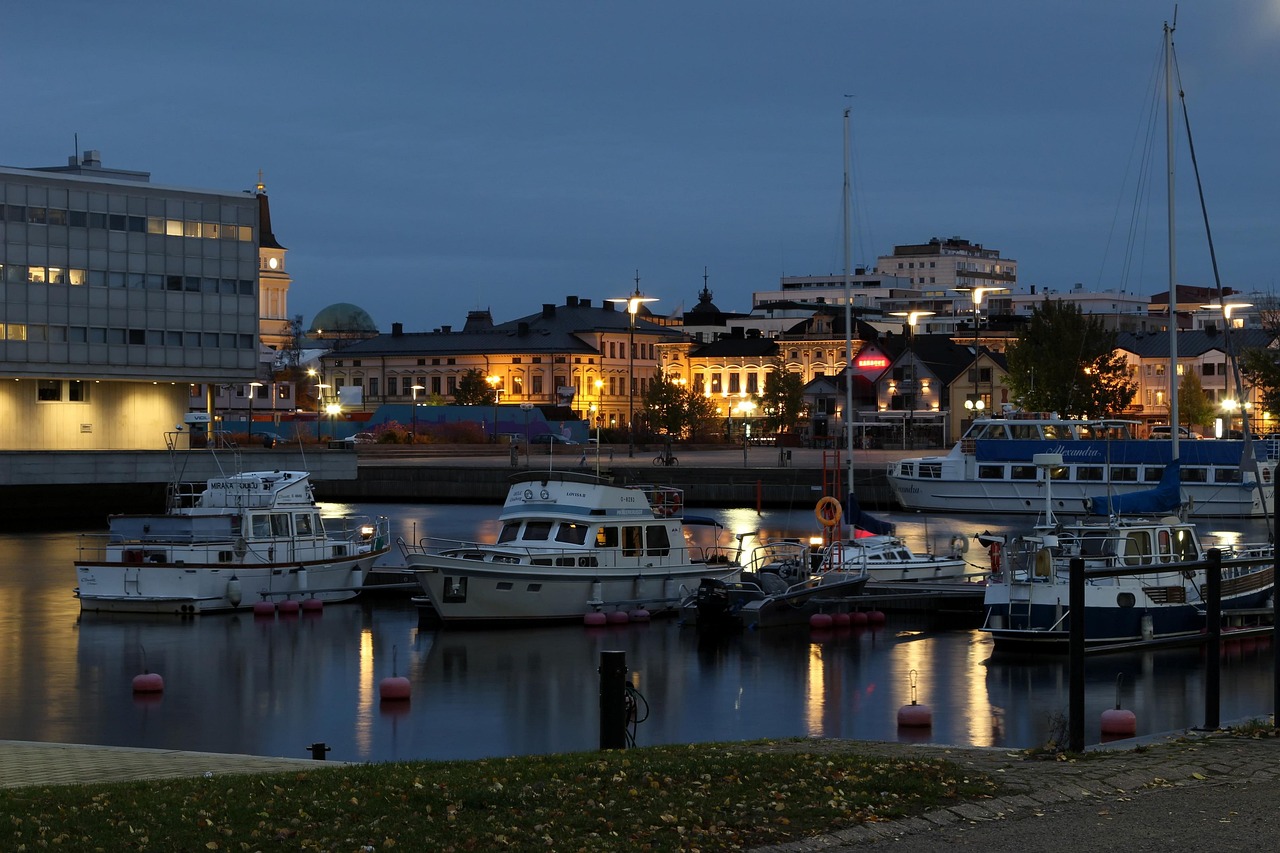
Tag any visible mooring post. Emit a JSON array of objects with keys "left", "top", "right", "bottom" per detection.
[
  {"left": 1205, "top": 548, "right": 1221, "bottom": 730},
  {"left": 599, "top": 650, "right": 628, "bottom": 750},
  {"left": 307, "top": 742, "right": 330, "bottom": 760},
  {"left": 1068, "top": 557, "right": 1085, "bottom": 753}
]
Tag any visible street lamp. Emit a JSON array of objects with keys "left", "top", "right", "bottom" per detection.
[
  {"left": 1201, "top": 300, "right": 1253, "bottom": 440},
  {"left": 520, "top": 401, "right": 534, "bottom": 466},
  {"left": 315, "top": 382, "right": 331, "bottom": 441},
  {"left": 325, "top": 401, "right": 341, "bottom": 443},
  {"left": 891, "top": 310, "right": 935, "bottom": 449},
  {"left": 247, "top": 381, "right": 264, "bottom": 439},
  {"left": 608, "top": 276, "right": 659, "bottom": 458},
  {"left": 410, "top": 384, "right": 425, "bottom": 444},
  {"left": 589, "top": 402, "right": 600, "bottom": 475},
  {"left": 736, "top": 396, "right": 757, "bottom": 466},
  {"left": 953, "top": 286, "right": 1006, "bottom": 423},
  {"left": 486, "top": 374, "right": 502, "bottom": 442}
]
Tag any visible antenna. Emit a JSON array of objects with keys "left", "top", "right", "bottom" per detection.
[{"left": 74, "top": 133, "right": 79, "bottom": 162}]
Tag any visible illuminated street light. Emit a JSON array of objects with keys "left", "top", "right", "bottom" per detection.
[
  {"left": 247, "top": 381, "right": 264, "bottom": 439},
  {"left": 410, "top": 384, "right": 425, "bottom": 444},
  {"left": 607, "top": 276, "right": 659, "bottom": 458},
  {"left": 486, "top": 374, "right": 502, "bottom": 442},
  {"left": 953, "top": 287, "right": 1006, "bottom": 423}
]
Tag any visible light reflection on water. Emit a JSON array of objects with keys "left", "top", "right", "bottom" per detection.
[{"left": 0, "top": 503, "right": 1273, "bottom": 763}]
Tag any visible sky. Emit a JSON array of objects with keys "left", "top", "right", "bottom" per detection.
[{"left": 4, "top": 2, "right": 1279, "bottom": 332}]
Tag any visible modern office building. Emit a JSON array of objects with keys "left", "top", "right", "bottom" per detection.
[{"left": 0, "top": 151, "right": 261, "bottom": 449}]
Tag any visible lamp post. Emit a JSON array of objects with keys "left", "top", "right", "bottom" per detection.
[
  {"left": 736, "top": 396, "right": 756, "bottom": 466},
  {"left": 315, "top": 382, "right": 331, "bottom": 442},
  {"left": 410, "top": 384, "right": 425, "bottom": 444},
  {"left": 1200, "top": 300, "right": 1252, "bottom": 439},
  {"left": 954, "top": 286, "right": 1006, "bottom": 425},
  {"left": 589, "top": 402, "right": 600, "bottom": 476},
  {"left": 608, "top": 276, "right": 659, "bottom": 458},
  {"left": 247, "top": 381, "right": 264, "bottom": 439},
  {"left": 486, "top": 374, "right": 502, "bottom": 442},
  {"left": 325, "top": 401, "right": 341, "bottom": 443},
  {"left": 891, "top": 310, "right": 935, "bottom": 449},
  {"left": 520, "top": 401, "right": 534, "bottom": 466}
]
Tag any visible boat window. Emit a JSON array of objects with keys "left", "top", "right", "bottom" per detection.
[
  {"left": 1214, "top": 468, "right": 1243, "bottom": 484},
  {"left": 1010, "top": 425, "right": 1040, "bottom": 440},
  {"left": 1111, "top": 467, "right": 1138, "bottom": 483},
  {"left": 1042, "top": 424, "right": 1073, "bottom": 440},
  {"left": 622, "top": 525, "right": 643, "bottom": 557},
  {"left": 1174, "top": 528, "right": 1198, "bottom": 561},
  {"left": 1122, "top": 533, "right": 1147, "bottom": 565},
  {"left": 1144, "top": 467, "right": 1165, "bottom": 483},
  {"left": 497, "top": 522, "right": 520, "bottom": 543},
  {"left": 1076, "top": 424, "right": 1096, "bottom": 439},
  {"left": 1076, "top": 466, "right": 1105, "bottom": 482},
  {"left": 1049, "top": 466, "right": 1069, "bottom": 480},
  {"left": 899, "top": 462, "right": 914, "bottom": 477},
  {"left": 1078, "top": 533, "right": 1110, "bottom": 557},
  {"left": 1010, "top": 465, "right": 1037, "bottom": 481},
  {"left": 646, "top": 525, "right": 671, "bottom": 557},
  {"left": 251, "top": 514, "right": 270, "bottom": 538},
  {"left": 1181, "top": 468, "right": 1207, "bottom": 483},
  {"left": 977, "top": 465, "right": 1004, "bottom": 480},
  {"left": 1157, "top": 529, "right": 1172, "bottom": 557},
  {"left": 271, "top": 513, "right": 290, "bottom": 536},
  {"left": 555, "top": 523, "right": 588, "bottom": 545},
  {"left": 295, "top": 514, "right": 314, "bottom": 536},
  {"left": 972, "top": 424, "right": 1008, "bottom": 439},
  {"left": 522, "top": 521, "right": 553, "bottom": 541},
  {"left": 596, "top": 527, "right": 618, "bottom": 548},
  {"left": 918, "top": 463, "right": 941, "bottom": 479}
]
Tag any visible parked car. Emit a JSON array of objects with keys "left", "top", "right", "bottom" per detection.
[
  {"left": 335, "top": 432, "right": 377, "bottom": 448},
  {"left": 1149, "top": 425, "right": 1201, "bottom": 440},
  {"left": 256, "top": 431, "right": 290, "bottom": 448},
  {"left": 530, "top": 433, "right": 579, "bottom": 445}
]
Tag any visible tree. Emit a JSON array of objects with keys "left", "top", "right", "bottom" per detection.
[
  {"left": 639, "top": 377, "right": 720, "bottom": 440},
  {"left": 1240, "top": 347, "right": 1280, "bottom": 419},
  {"left": 1004, "top": 300, "right": 1136, "bottom": 416},
  {"left": 453, "top": 369, "right": 497, "bottom": 405},
  {"left": 760, "top": 370, "right": 807, "bottom": 435},
  {"left": 1177, "top": 370, "right": 1215, "bottom": 430}
]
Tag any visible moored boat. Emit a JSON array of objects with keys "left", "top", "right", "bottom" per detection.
[
  {"left": 401, "top": 471, "right": 748, "bottom": 627},
  {"left": 887, "top": 413, "right": 1274, "bottom": 519},
  {"left": 75, "top": 469, "right": 391, "bottom": 615}
]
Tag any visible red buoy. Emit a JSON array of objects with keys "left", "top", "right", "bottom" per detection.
[
  {"left": 809, "top": 612, "right": 834, "bottom": 629},
  {"left": 1100, "top": 707, "right": 1137, "bottom": 737},
  {"left": 132, "top": 672, "right": 164, "bottom": 694},
  {"left": 867, "top": 610, "right": 886, "bottom": 625},
  {"left": 301, "top": 597, "right": 324, "bottom": 613},
  {"left": 253, "top": 600, "right": 276, "bottom": 618},
  {"left": 278, "top": 599, "right": 301, "bottom": 615},
  {"left": 629, "top": 608, "right": 651, "bottom": 622},
  {"left": 606, "top": 610, "right": 630, "bottom": 624},
  {"left": 832, "top": 612, "right": 851, "bottom": 627},
  {"left": 583, "top": 611, "right": 607, "bottom": 627},
  {"left": 379, "top": 676, "right": 411, "bottom": 702},
  {"left": 897, "top": 701, "right": 933, "bottom": 728},
  {"left": 850, "top": 611, "right": 869, "bottom": 626}
]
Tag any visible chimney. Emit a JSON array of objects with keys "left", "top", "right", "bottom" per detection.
[
  {"left": 604, "top": 301, "right": 616, "bottom": 312},
  {"left": 580, "top": 297, "right": 592, "bottom": 308},
  {"left": 440, "top": 325, "right": 452, "bottom": 334},
  {"left": 566, "top": 295, "right": 579, "bottom": 307},
  {"left": 542, "top": 304, "right": 555, "bottom": 318},
  {"left": 391, "top": 322, "right": 403, "bottom": 337},
  {"left": 83, "top": 150, "right": 101, "bottom": 167}
]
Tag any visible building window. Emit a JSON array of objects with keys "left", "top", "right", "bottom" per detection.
[
  {"left": 368, "top": 378, "right": 379, "bottom": 397},
  {"left": 533, "top": 375, "right": 543, "bottom": 395},
  {"left": 387, "top": 377, "right": 398, "bottom": 396},
  {"left": 512, "top": 375, "right": 523, "bottom": 395},
  {"left": 37, "top": 380, "right": 61, "bottom": 401}
]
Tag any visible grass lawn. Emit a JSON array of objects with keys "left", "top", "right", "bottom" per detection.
[{"left": 0, "top": 739, "right": 1000, "bottom": 851}]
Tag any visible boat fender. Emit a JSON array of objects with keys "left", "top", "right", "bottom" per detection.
[
  {"left": 226, "top": 576, "right": 242, "bottom": 607},
  {"left": 950, "top": 534, "right": 969, "bottom": 556},
  {"left": 815, "top": 497, "right": 843, "bottom": 528}
]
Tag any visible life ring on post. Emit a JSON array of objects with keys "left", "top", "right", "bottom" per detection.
[
  {"left": 987, "top": 541, "right": 1002, "bottom": 575},
  {"left": 815, "top": 496, "right": 843, "bottom": 528},
  {"left": 950, "top": 534, "right": 969, "bottom": 556}
]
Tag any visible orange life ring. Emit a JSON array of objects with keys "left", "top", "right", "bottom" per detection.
[
  {"left": 815, "top": 496, "right": 843, "bottom": 528},
  {"left": 988, "top": 541, "right": 1003, "bottom": 575}
]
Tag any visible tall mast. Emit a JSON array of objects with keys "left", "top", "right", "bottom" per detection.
[
  {"left": 842, "top": 106, "right": 855, "bottom": 498},
  {"left": 1165, "top": 19, "right": 1179, "bottom": 458}
]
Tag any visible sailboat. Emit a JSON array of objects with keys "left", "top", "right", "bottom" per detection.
[{"left": 980, "top": 21, "right": 1275, "bottom": 654}]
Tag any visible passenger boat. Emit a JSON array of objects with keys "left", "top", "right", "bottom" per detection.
[
  {"left": 886, "top": 412, "right": 1274, "bottom": 519},
  {"left": 401, "top": 471, "right": 748, "bottom": 627},
  {"left": 75, "top": 469, "right": 391, "bottom": 615},
  {"left": 981, "top": 460, "right": 1274, "bottom": 653}
]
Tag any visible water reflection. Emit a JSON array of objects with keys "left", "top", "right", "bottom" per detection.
[{"left": 0, "top": 504, "right": 1274, "bottom": 763}]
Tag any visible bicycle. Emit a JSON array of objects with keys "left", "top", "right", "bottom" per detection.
[{"left": 652, "top": 454, "right": 678, "bottom": 467}]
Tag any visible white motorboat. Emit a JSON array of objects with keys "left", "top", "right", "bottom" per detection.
[
  {"left": 886, "top": 413, "right": 1273, "bottom": 519},
  {"left": 820, "top": 532, "right": 971, "bottom": 582},
  {"left": 401, "top": 471, "right": 748, "bottom": 626},
  {"left": 75, "top": 469, "right": 391, "bottom": 615}
]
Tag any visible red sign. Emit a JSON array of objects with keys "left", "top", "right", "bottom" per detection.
[{"left": 856, "top": 356, "right": 889, "bottom": 370}]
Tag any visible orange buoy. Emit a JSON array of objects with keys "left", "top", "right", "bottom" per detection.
[
  {"left": 584, "top": 611, "right": 607, "bottom": 627},
  {"left": 809, "top": 612, "right": 834, "bottom": 629},
  {"left": 1101, "top": 674, "right": 1137, "bottom": 738},
  {"left": 380, "top": 646, "right": 411, "bottom": 702}
]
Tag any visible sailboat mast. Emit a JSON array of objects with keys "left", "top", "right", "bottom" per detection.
[
  {"left": 842, "top": 106, "right": 855, "bottom": 499},
  {"left": 1165, "top": 19, "right": 1179, "bottom": 457}
]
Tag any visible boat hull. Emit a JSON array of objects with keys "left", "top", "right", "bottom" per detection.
[
  {"left": 74, "top": 553, "right": 382, "bottom": 615},
  {"left": 412, "top": 557, "right": 740, "bottom": 626}
]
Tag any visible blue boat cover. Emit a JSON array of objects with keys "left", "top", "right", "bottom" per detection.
[
  {"left": 1086, "top": 458, "right": 1182, "bottom": 516},
  {"left": 846, "top": 492, "right": 896, "bottom": 536}
]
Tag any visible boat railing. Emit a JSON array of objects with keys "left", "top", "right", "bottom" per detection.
[
  {"left": 397, "top": 535, "right": 735, "bottom": 569},
  {"left": 626, "top": 484, "right": 685, "bottom": 518},
  {"left": 744, "top": 540, "right": 809, "bottom": 574}
]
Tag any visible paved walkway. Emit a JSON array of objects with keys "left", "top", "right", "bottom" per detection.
[{"left": 8, "top": 728, "right": 1280, "bottom": 852}]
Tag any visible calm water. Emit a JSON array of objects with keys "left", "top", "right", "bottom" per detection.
[{"left": 0, "top": 502, "right": 1274, "bottom": 763}]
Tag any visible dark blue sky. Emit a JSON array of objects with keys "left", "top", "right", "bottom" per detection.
[{"left": 5, "top": 2, "right": 1277, "bottom": 330}]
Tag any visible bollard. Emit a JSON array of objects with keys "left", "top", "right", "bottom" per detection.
[
  {"left": 598, "top": 650, "right": 628, "bottom": 750},
  {"left": 307, "top": 742, "right": 331, "bottom": 760}
]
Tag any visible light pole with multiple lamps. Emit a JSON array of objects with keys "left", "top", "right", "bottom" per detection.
[
  {"left": 954, "top": 286, "right": 1006, "bottom": 425},
  {"left": 607, "top": 276, "right": 658, "bottom": 458},
  {"left": 410, "top": 384, "right": 425, "bottom": 443}
]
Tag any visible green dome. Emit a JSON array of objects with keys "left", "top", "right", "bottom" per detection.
[{"left": 309, "top": 303, "right": 378, "bottom": 335}]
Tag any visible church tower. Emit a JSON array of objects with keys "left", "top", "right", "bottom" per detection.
[{"left": 256, "top": 173, "right": 292, "bottom": 351}]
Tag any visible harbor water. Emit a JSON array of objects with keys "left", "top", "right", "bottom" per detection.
[{"left": 0, "top": 502, "right": 1274, "bottom": 764}]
